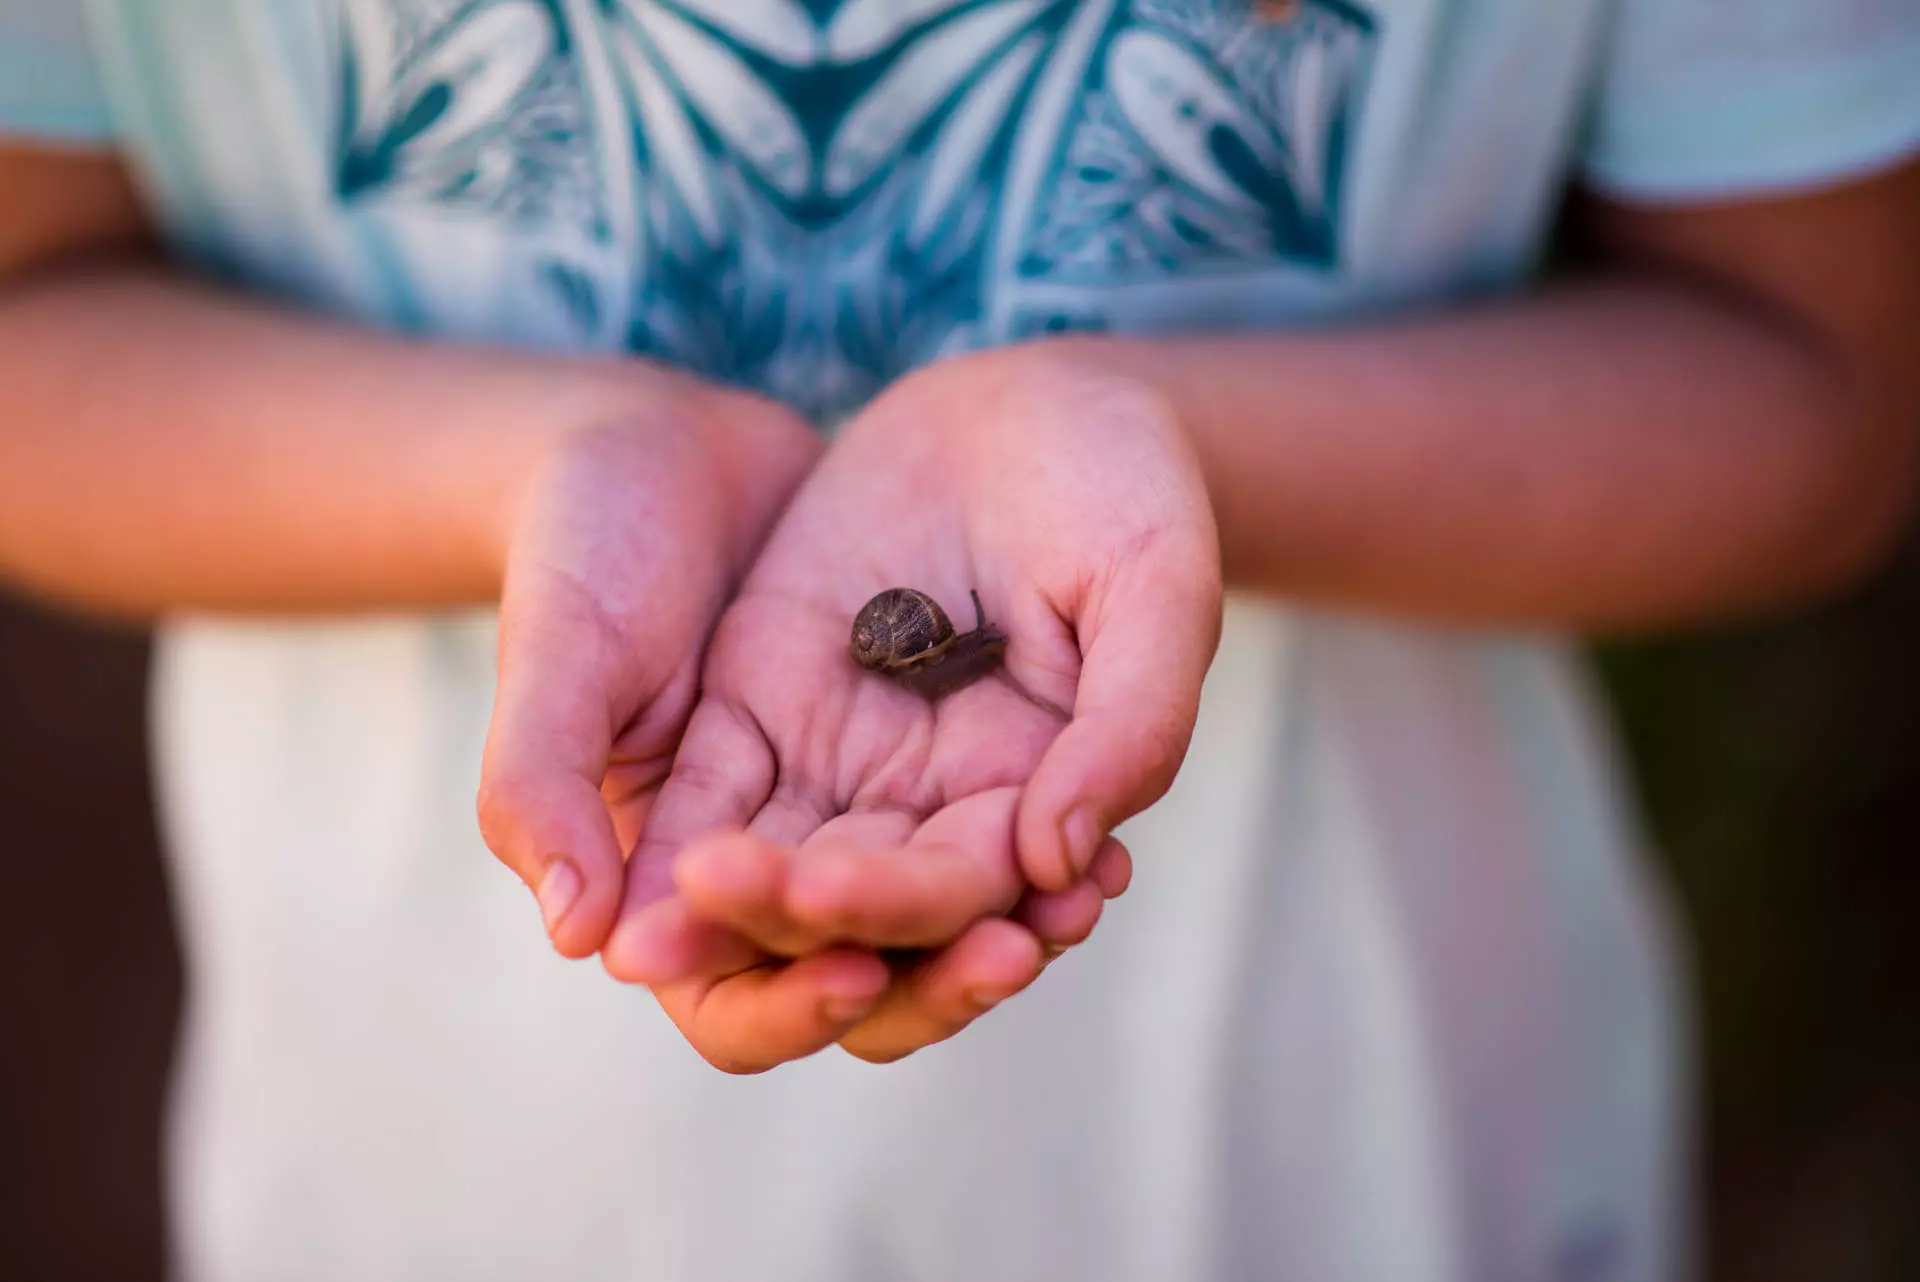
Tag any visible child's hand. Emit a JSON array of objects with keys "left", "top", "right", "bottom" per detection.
[
  {"left": 476, "top": 378, "right": 822, "bottom": 959},
  {"left": 601, "top": 349, "right": 1223, "bottom": 1071}
]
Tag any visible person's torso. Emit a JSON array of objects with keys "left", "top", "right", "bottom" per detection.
[
  {"left": 88, "top": 0, "right": 1607, "bottom": 421},
  {"left": 74, "top": 6, "right": 1688, "bottom": 1281}
]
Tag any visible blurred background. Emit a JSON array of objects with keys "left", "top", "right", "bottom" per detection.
[{"left": 3, "top": 533, "right": 1918, "bottom": 1280}]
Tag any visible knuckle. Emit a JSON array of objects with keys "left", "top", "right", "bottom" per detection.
[
  {"left": 1142, "top": 712, "right": 1196, "bottom": 774},
  {"left": 473, "top": 775, "right": 531, "bottom": 855}
]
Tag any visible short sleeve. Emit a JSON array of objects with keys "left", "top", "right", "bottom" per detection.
[
  {"left": 0, "top": 0, "right": 115, "bottom": 143},
  {"left": 1578, "top": 0, "right": 1920, "bottom": 204}
]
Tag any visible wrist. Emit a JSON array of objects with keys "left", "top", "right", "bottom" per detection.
[
  {"left": 907, "top": 335, "right": 1197, "bottom": 470},
  {"left": 948, "top": 335, "right": 1251, "bottom": 584},
  {"left": 697, "top": 383, "right": 829, "bottom": 574},
  {"left": 481, "top": 361, "right": 822, "bottom": 596}
]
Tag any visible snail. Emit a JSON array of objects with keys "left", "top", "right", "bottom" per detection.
[{"left": 851, "top": 587, "right": 1007, "bottom": 696}]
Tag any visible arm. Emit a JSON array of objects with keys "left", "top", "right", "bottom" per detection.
[
  {"left": 0, "top": 142, "right": 1119, "bottom": 1047},
  {"left": 0, "top": 141, "right": 827, "bottom": 961},
  {"left": 0, "top": 143, "right": 787, "bottom": 618},
  {"left": 1033, "top": 158, "right": 1920, "bottom": 634}
]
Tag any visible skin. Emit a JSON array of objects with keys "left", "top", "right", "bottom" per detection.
[
  {"left": 601, "top": 360, "right": 1221, "bottom": 1068},
  {"left": 4, "top": 140, "right": 1919, "bottom": 1071},
  {"left": 0, "top": 140, "right": 1116, "bottom": 1050},
  {"left": 606, "top": 156, "right": 1920, "bottom": 1068}
]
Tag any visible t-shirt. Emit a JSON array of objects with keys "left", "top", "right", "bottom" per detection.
[{"left": 4, "top": 3, "right": 1918, "bottom": 1281}]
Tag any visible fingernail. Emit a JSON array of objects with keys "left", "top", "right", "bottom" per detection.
[
  {"left": 536, "top": 858, "right": 582, "bottom": 936},
  {"left": 1064, "top": 808, "right": 1103, "bottom": 877},
  {"left": 1042, "top": 944, "right": 1070, "bottom": 963}
]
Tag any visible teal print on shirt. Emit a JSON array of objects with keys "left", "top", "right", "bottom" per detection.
[{"left": 332, "top": 0, "right": 1379, "bottom": 422}]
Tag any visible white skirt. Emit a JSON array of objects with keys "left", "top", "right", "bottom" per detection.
[{"left": 151, "top": 597, "right": 1691, "bottom": 1282}]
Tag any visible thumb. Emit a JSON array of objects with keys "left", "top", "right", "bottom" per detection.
[
  {"left": 476, "top": 606, "right": 634, "bottom": 960},
  {"left": 1015, "top": 545, "right": 1222, "bottom": 893}
]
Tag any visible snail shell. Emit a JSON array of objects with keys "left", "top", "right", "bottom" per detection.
[
  {"left": 850, "top": 587, "right": 1007, "bottom": 696},
  {"left": 851, "top": 587, "right": 957, "bottom": 672}
]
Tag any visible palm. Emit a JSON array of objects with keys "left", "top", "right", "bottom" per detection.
[
  {"left": 475, "top": 398, "right": 821, "bottom": 960},
  {"left": 606, "top": 354, "right": 1224, "bottom": 1068},
  {"left": 652, "top": 551, "right": 1075, "bottom": 923},
  {"left": 719, "top": 587, "right": 1067, "bottom": 822}
]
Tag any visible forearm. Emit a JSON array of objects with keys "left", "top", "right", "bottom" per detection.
[
  {"left": 0, "top": 266, "right": 720, "bottom": 619},
  {"left": 1054, "top": 273, "right": 1918, "bottom": 633}
]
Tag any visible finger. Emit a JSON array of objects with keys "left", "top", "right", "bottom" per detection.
[
  {"left": 779, "top": 791, "right": 1025, "bottom": 949},
  {"left": 654, "top": 948, "right": 893, "bottom": 1075},
  {"left": 1016, "top": 551, "right": 1222, "bottom": 892},
  {"left": 1090, "top": 836, "right": 1133, "bottom": 898},
  {"left": 609, "top": 698, "right": 774, "bottom": 934},
  {"left": 478, "top": 615, "right": 638, "bottom": 960},
  {"left": 674, "top": 810, "right": 915, "bottom": 955},
  {"left": 670, "top": 831, "right": 817, "bottom": 957},
  {"left": 599, "top": 895, "right": 763, "bottom": 986},
  {"left": 1014, "top": 837, "right": 1130, "bottom": 958},
  {"left": 1013, "top": 880, "right": 1105, "bottom": 954},
  {"left": 837, "top": 919, "right": 1044, "bottom": 1064}
]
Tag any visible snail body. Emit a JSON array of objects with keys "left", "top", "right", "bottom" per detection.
[{"left": 851, "top": 587, "right": 1007, "bottom": 694}]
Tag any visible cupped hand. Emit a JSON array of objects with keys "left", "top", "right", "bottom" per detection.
[
  {"left": 475, "top": 373, "right": 822, "bottom": 959},
  {"left": 601, "top": 347, "right": 1224, "bottom": 1071}
]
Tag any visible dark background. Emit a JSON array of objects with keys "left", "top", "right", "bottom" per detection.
[{"left": 3, "top": 539, "right": 1918, "bottom": 1280}]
